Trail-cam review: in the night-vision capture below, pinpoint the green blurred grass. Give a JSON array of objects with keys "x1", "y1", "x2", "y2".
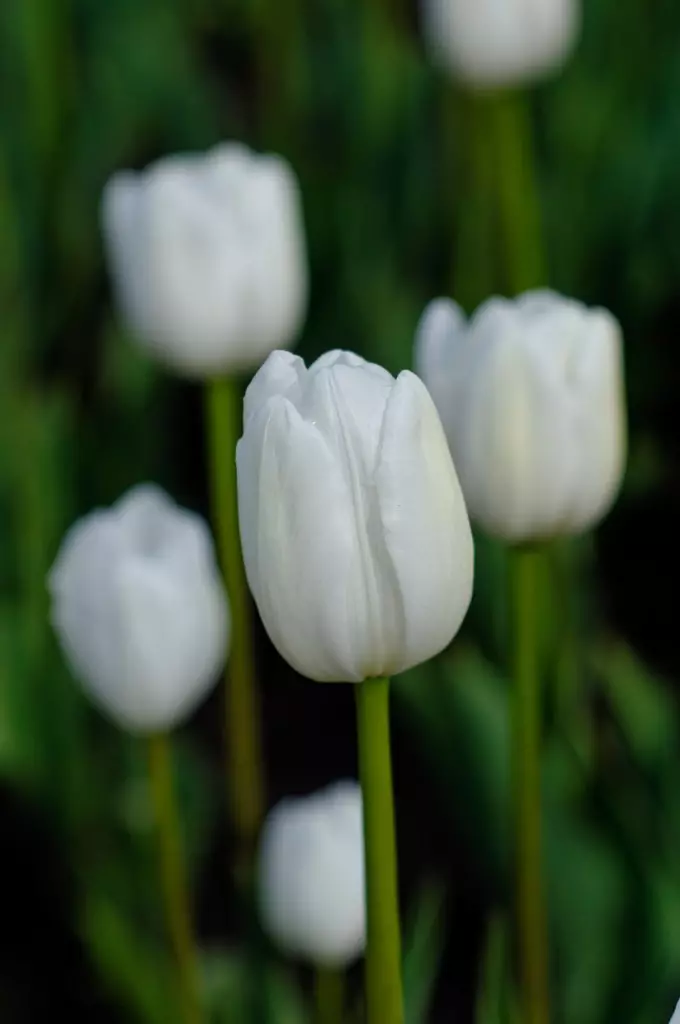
[{"x1": 2, "y1": 0, "x2": 680, "y2": 1021}]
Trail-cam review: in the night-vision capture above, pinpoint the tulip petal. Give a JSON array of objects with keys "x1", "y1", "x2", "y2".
[
  {"x1": 48, "y1": 515, "x2": 127, "y2": 717},
  {"x1": 237, "y1": 397, "x2": 368, "y2": 681},
  {"x1": 414, "y1": 298, "x2": 468, "y2": 443},
  {"x1": 113, "y1": 559, "x2": 226, "y2": 732},
  {"x1": 243, "y1": 350, "x2": 306, "y2": 426},
  {"x1": 375, "y1": 371, "x2": 474, "y2": 672},
  {"x1": 568, "y1": 309, "x2": 626, "y2": 530},
  {"x1": 461, "y1": 322, "x2": 575, "y2": 540}
]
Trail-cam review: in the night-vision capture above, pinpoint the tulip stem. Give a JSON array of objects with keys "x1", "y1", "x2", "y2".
[
  {"x1": 314, "y1": 967, "x2": 344, "y2": 1024},
  {"x1": 205, "y1": 377, "x2": 265, "y2": 877},
  {"x1": 488, "y1": 88, "x2": 546, "y2": 295},
  {"x1": 147, "y1": 733, "x2": 202, "y2": 1024},
  {"x1": 450, "y1": 88, "x2": 499, "y2": 311},
  {"x1": 509, "y1": 546, "x2": 549, "y2": 1024},
  {"x1": 355, "y1": 677, "x2": 403, "y2": 1024}
]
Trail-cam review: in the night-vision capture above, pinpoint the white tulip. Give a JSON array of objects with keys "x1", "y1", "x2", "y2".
[
  {"x1": 422, "y1": 0, "x2": 580, "y2": 87},
  {"x1": 670, "y1": 999, "x2": 680, "y2": 1024},
  {"x1": 258, "y1": 781, "x2": 365, "y2": 966},
  {"x1": 48, "y1": 484, "x2": 229, "y2": 733},
  {"x1": 237, "y1": 349, "x2": 474, "y2": 683},
  {"x1": 415, "y1": 290, "x2": 626, "y2": 543},
  {"x1": 101, "y1": 143, "x2": 308, "y2": 378}
]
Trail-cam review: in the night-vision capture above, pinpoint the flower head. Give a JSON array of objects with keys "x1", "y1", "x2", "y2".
[
  {"x1": 415, "y1": 290, "x2": 626, "y2": 542},
  {"x1": 49, "y1": 485, "x2": 229, "y2": 732},
  {"x1": 422, "y1": 0, "x2": 580, "y2": 87},
  {"x1": 258, "y1": 781, "x2": 365, "y2": 966},
  {"x1": 102, "y1": 143, "x2": 307, "y2": 377},
  {"x1": 237, "y1": 349, "x2": 474, "y2": 682}
]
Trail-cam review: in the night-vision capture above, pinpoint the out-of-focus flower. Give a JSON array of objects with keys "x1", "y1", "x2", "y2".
[
  {"x1": 102, "y1": 143, "x2": 307, "y2": 378},
  {"x1": 422, "y1": 0, "x2": 580, "y2": 87},
  {"x1": 258, "y1": 781, "x2": 365, "y2": 966},
  {"x1": 415, "y1": 290, "x2": 626, "y2": 543},
  {"x1": 48, "y1": 484, "x2": 229, "y2": 732},
  {"x1": 236, "y1": 349, "x2": 474, "y2": 683}
]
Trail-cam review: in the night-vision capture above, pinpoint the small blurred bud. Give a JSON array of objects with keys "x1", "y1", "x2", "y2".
[{"x1": 258, "y1": 781, "x2": 366, "y2": 967}]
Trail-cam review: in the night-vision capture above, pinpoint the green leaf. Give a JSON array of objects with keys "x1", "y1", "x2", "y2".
[
  {"x1": 545, "y1": 807, "x2": 630, "y2": 1024},
  {"x1": 402, "y1": 881, "x2": 447, "y2": 1024},
  {"x1": 475, "y1": 914, "x2": 516, "y2": 1024},
  {"x1": 592, "y1": 640, "x2": 678, "y2": 774},
  {"x1": 394, "y1": 647, "x2": 511, "y2": 891},
  {"x1": 82, "y1": 890, "x2": 180, "y2": 1024},
  {"x1": 202, "y1": 949, "x2": 309, "y2": 1024}
]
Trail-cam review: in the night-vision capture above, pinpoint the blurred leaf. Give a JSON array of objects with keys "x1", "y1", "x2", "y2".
[
  {"x1": 0, "y1": 601, "x2": 43, "y2": 789},
  {"x1": 202, "y1": 949, "x2": 309, "y2": 1024},
  {"x1": 394, "y1": 647, "x2": 510, "y2": 890},
  {"x1": 592, "y1": 640, "x2": 677, "y2": 774},
  {"x1": 82, "y1": 890, "x2": 180, "y2": 1024},
  {"x1": 475, "y1": 914, "x2": 514, "y2": 1024},
  {"x1": 402, "y1": 881, "x2": 447, "y2": 1024},
  {"x1": 114, "y1": 733, "x2": 217, "y2": 881},
  {"x1": 545, "y1": 803, "x2": 630, "y2": 1024}
]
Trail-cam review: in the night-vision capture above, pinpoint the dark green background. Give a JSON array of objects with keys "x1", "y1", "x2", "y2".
[{"x1": 1, "y1": 0, "x2": 680, "y2": 1021}]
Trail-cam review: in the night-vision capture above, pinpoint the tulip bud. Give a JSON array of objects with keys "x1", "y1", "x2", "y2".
[
  {"x1": 236, "y1": 349, "x2": 474, "y2": 683},
  {"x1": 415, "y1": 290, "x2": 626, "y2": 543},
  {"x1": 101, "y1": 143, "x2": 308, "y2": 378},
  {"x1": 48, "y1": 484, "x2": 229, "y2": 733},
  {"x1": 422, "y1": 0, "x2": 580, "y2": 87},
  {"x1": 258, "y1": 781, "x2": 365, "y2": 966}
]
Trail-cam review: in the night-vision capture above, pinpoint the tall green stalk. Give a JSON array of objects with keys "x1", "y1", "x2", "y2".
[
  {"x1": 450, "y1": 89, "x2": 500, "y2": 311},
  {"x1": 205, "y1": 378, "x2": 265, "y2": 874},
  {"x1": 509, "y1": 547, "x2": 549, "y2": 1024},
  {"x1": 147, "y1": 733, "x2": 202, "y2": 1024},
  {"x1": 487, "y1": 89, "x2": 545, "y2": 295},
  {"x1": 355, "y1": 677, "x2": 403, "y2": 1024},
  {"x1": 451, "y1": 88, "x2": 545, "y2": 310},
  {"x1": 455, "y1": 82, "x2": 550, "y2": 1023}
]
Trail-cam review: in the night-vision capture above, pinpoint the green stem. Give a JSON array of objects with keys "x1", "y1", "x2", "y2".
[
  {"x1": 487, "y1": 89, "x2": 546, "y2": 295},
  {"x1": 355, "y1": 677, "x2": 403, "y2": 1024},
  {"x1": 450, "y1": 88, "x2": 500, "y2": 311},
  {"x1": 314, "y1": 967, "x2": 344, "y2": 1024},
  {"x1": 205, "y1": 378, "x2": 265, "y2": 873},
  {"x1": 509, "y1": 547, "x2": 549, "y2": 1024},
  {"x1": 147, "y1": 733, "x2": 202, "y2": 1024}
]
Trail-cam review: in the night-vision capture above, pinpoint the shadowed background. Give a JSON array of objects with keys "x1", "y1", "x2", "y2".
[{"x1": 1, "y1": 0, "x2": 680, "y2": 1021}]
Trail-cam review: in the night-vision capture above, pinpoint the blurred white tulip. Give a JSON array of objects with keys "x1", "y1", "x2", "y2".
[
  {"x1": 237, "y1": 349, "x2": 474, "y2": 683},
  {"x1": 48, "y1": 484, "x2": 229, "y2": 732},
  {"x1": 415, "y1": 290, "x2": 626, "y2": 543},
  {"x1": 258, "y1": 781, "x2": 365, "y2": 966},
  {"x1": 422, "y1": 0, "x2": 580, "y2": 87},
  {"x1": 102, "y1": 143, "x2": 308, "y2": 378}
]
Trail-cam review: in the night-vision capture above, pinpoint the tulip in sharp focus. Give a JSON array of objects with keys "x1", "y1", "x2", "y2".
[
  {"x1": 101, "y1": 143, "x2": 308, "y2": 378},
  {"x1": 237, "y1": 349, "x2": 474, "y2": 683},
  {"x1": 258, "y1": 781, "x2": 365, "y2": 966},
  {"x1": 422, "y1": 0, "x2": 580, "y2": 87},
  {"x1": 48, "y1": 484, "x2": 229, "y2": 733},
  {"x1": 415, "y1": 290, "x2": 626, "y2": 543}
]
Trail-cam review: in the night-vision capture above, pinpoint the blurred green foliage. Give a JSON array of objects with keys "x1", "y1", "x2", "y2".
[{"x1": 2, "y1": 0, "x2": 680, "y2": 1021}]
